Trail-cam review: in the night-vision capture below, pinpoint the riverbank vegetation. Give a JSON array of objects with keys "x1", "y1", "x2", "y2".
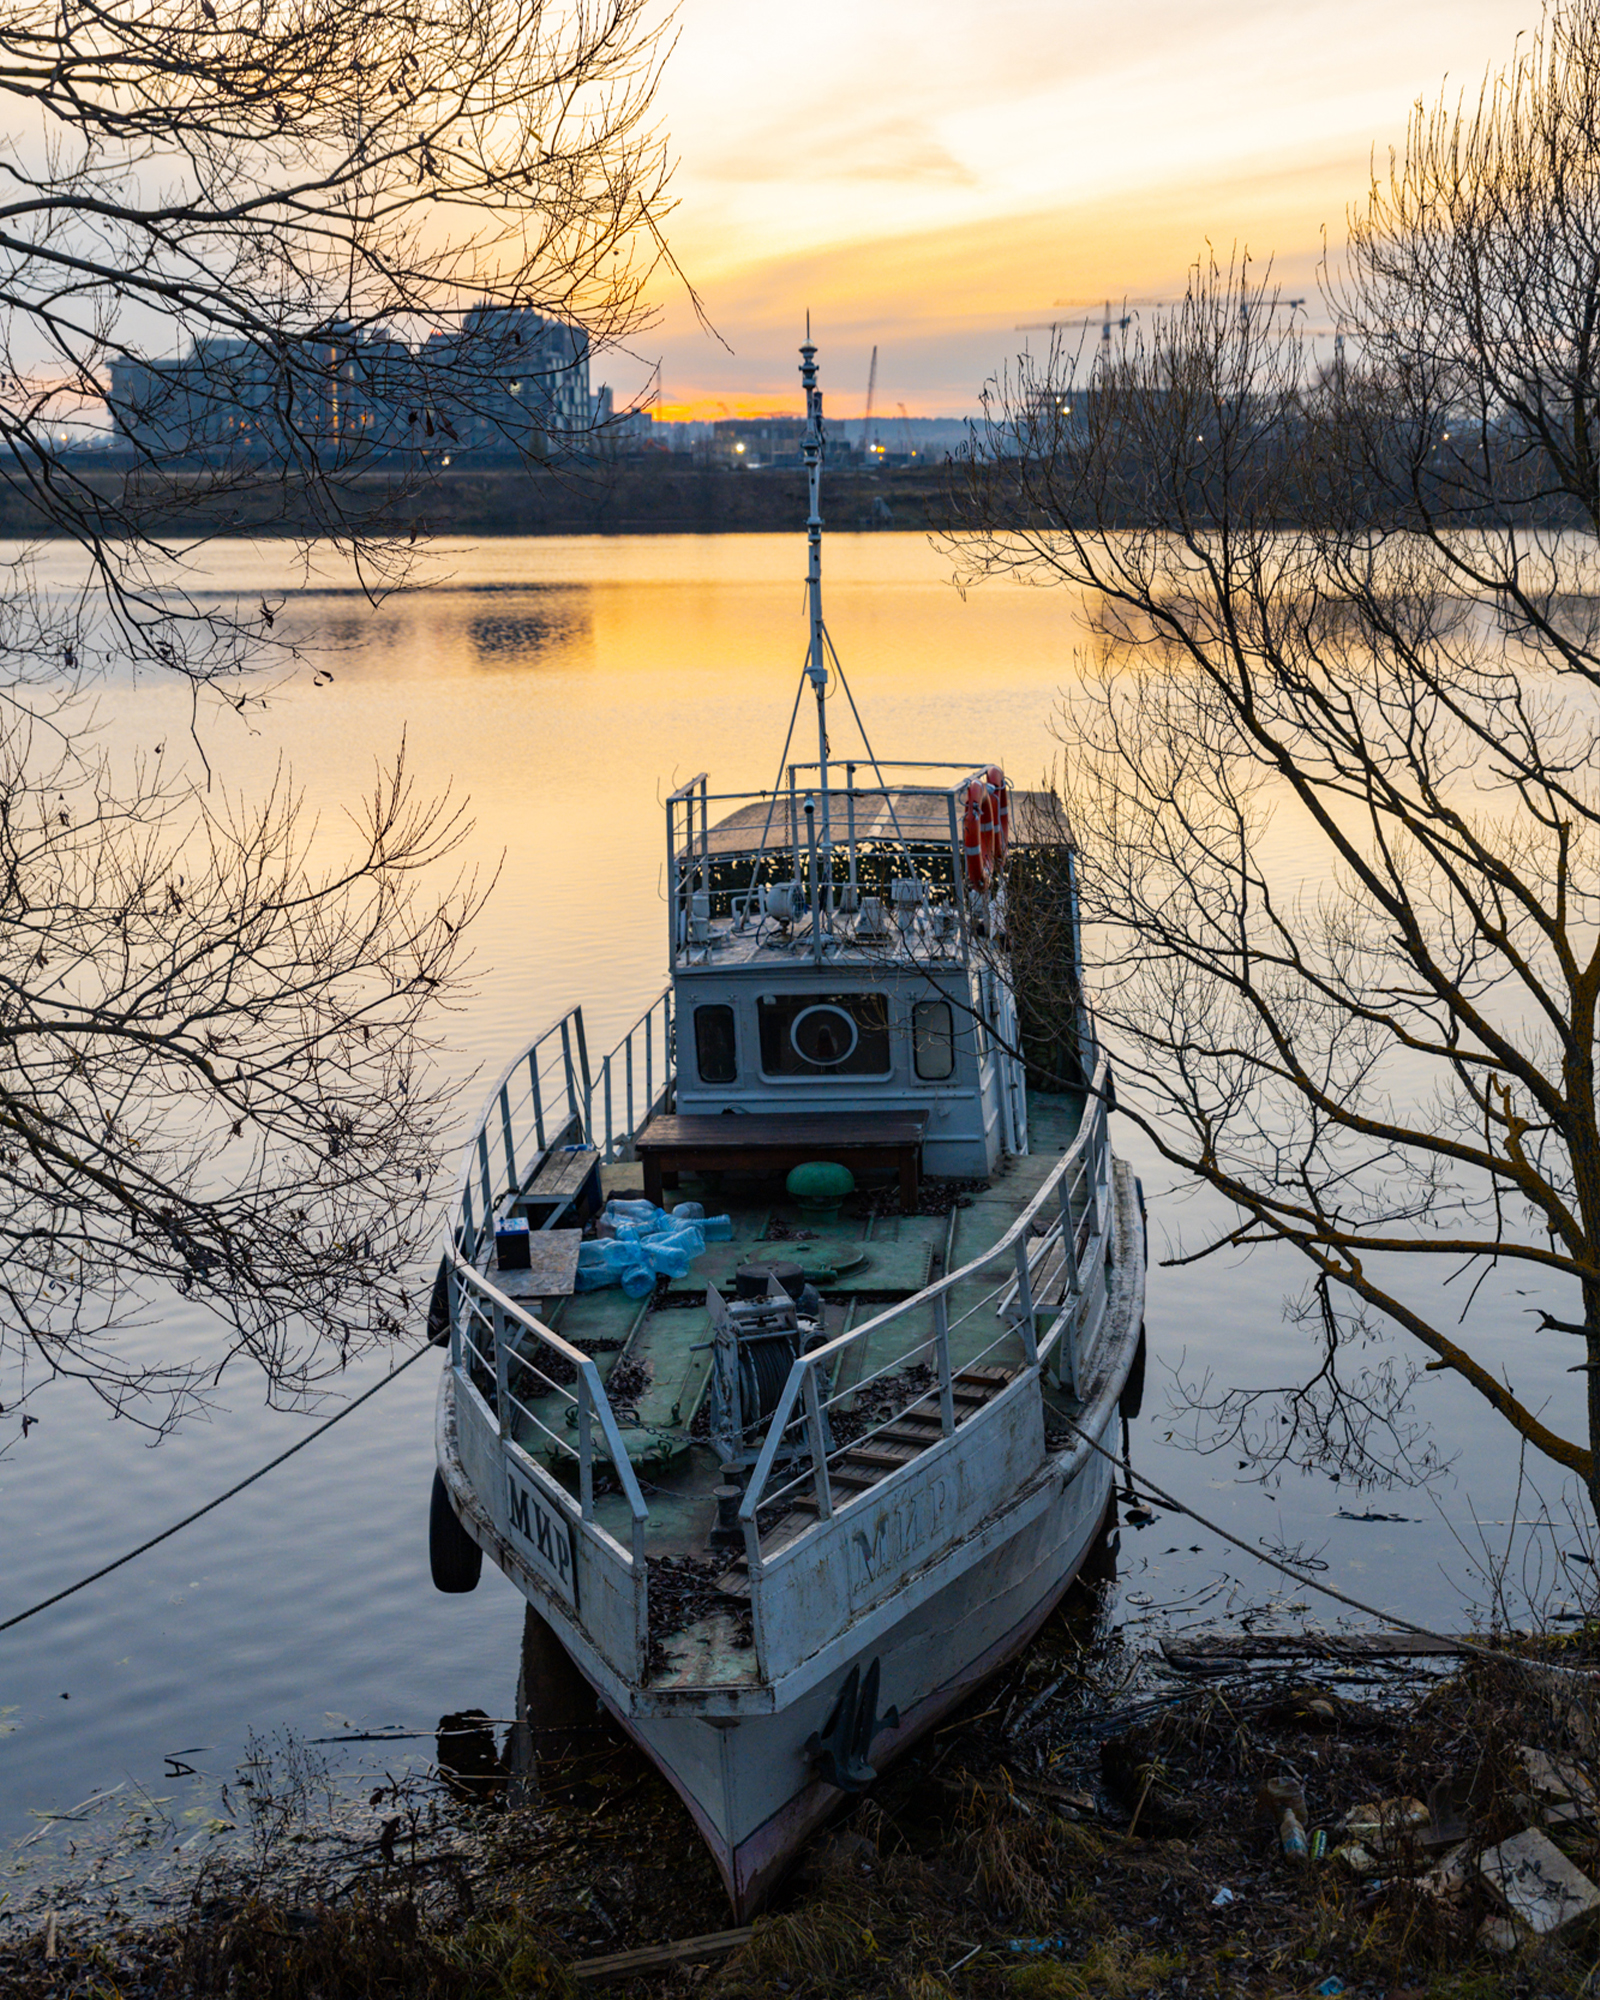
[{"x1": 3, "y1": 1598, "x2": 1595, "y2": 1998}]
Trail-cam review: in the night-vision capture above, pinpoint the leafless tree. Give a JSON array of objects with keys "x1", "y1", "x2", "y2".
[
  {"x1": 951, "y1": 1, "x2": 1600, "y2": 1526},
  {"x1": 0, "y1": 0, "x2": 673, "y2": 1440}
]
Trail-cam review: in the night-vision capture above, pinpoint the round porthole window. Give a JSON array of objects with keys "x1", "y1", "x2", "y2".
[{"x1": 789, "y1": 1004, "x2": 858, "y2": 1067}]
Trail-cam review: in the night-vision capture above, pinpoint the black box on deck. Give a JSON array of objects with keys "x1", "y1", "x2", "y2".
[{"x1": 495, "y1": 1217, "x2": 532, "y2": 1270}]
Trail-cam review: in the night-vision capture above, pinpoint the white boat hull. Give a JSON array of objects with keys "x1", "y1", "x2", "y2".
[
  {"x1": 435, "y1": 1152, "x2": 1145, "y2": 1914},
  {"x1": 611, "y1": 1430, "x2": 1117, "y2": 1911}
]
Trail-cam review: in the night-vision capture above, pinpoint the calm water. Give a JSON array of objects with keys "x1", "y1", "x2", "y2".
[{"x1": 1, "y1": 534, "x2": 1586, "y2": 1853}]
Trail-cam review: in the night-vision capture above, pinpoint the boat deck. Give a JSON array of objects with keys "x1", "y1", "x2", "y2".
[{"x1": 477, "y1": 1089, "x2": 1089, "y2": 1572}]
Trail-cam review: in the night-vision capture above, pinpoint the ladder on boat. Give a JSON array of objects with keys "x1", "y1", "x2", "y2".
[{"x1": 714, "y1": 1365, "x2": 1017, "y2": 1596}]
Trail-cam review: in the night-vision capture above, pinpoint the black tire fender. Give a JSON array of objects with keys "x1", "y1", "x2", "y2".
[{"x1": 429, "y1": 1468, "x2": 483, "y2": 1593}]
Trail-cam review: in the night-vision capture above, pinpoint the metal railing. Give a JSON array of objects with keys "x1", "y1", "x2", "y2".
[
  {"x1": 450, "y1": 995, "x2": 673, "y2": 1260},
  {"x1": 450, "y1": 1249, "x2": 650, "y2": 1669},
  {"x1": 665, "y1": 762, "x2": 1018, "y2": 972},
  {"x1": 736, "y1": 1055, "x2": 1115, "y2": 1582},
  {"x1": 584, "y1": 991, "x2": 674, "y2": 1165}
]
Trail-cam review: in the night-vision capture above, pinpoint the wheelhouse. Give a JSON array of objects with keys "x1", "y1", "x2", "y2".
[{"x1": 666, "y1": 763, "x2": 1081, "y2": 1177}]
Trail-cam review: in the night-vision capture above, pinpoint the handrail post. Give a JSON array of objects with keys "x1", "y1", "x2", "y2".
[
  {"x1": 603, "y1": 1053, "x2": 615, "y2": 1163},
  {"x1": 477, "y1": 1129, "x2": 494, "y2": 1233},
  {"x1": 560, "y1": 1017, "x2": 579, "y2": 1133},
  {"x1": 448, "y1": 1260, "x2": 462, "y2": 1369},
  {"x1": 1060, "y1": 1168, "x2": 1081, "y2": 1296},
  {"x1": 802, "y1": 1365, "x2": 833, "y2": 1519},
  {"x1": 1014, "y1": 1235, "x2": 1039, "y2": 1366},
  {"x1": 934, "y1": 1287, "x2": 955, "y2": 1437},
  {"x1": 493, "y1": 1299, "x2": 509, "y2": 1435},
  {"x1": 499, "y1": 1083, "x2": 517, "y2": 1196},
  {"x1": 625, "y1": 1031, "x2": 635, "y2": 1149},
  {"x1": 632, "y1": 1514, "x2": 649, "y2": 1681},
  {"x1": 530, "y1": 1047, "x2": 546, "y2": 1152},
  {"x1": 576, "y1": 1369, "x2": 595, "y2": 1518},
  {"x1": 1087, "y1": 1108, "x2": 1104, "y2": 1243}
]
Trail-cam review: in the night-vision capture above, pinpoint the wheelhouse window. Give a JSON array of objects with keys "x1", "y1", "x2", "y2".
[
  {"x1": 757, "y1": 992, "x2": 891, "y2": 1078},
  {"x1": 694, "y1": 1004, "x2": 738, "y2": 1084},
  {"x1": 913, "y1": 999, "x2": 956, "y2": 1080}
]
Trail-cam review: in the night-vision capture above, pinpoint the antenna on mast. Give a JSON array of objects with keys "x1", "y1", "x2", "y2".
[{"x1": 798, "y1": 330, "x2": 831, "y2": 892}]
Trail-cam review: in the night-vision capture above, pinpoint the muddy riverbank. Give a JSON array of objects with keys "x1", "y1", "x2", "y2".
[{"x1": 4, "y1": 1589, "x2": 1595, "y2": 2000}]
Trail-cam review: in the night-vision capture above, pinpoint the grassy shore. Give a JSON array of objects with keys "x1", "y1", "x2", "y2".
[{"x1": 3, "y1": 1613, "x2": 1595, "y2": 2000}]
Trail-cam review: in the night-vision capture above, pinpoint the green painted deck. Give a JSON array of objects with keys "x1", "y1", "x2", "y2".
[{"x1": 492, "y1": 1090, "x2": 1088, "y2": 1580}]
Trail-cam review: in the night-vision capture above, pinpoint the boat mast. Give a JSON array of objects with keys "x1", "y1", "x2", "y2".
[{"x1": 799, "y1": 332, "x2": 832, "y2": 896}]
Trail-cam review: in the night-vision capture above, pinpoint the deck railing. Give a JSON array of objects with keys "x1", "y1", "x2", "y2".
[
  {"x1": 665, "y1": 761, "x2": 1024, "y2": 972},
  {"x1": 450, "y1": 995, "x2": 673, "y2": 1260},
  {"x1": 450, "y1": 1249, "x2": 650, "y2": 1672},
  {"x1": 736, "y1": 1055, "x2": 1115, "y2": 1647},
  {"x1": 584, "y1": 991, "x2": 674, "y2": 1164}
]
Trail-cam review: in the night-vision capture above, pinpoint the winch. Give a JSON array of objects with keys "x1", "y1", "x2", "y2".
[{"x1": 705, "y1": 1271, "x2": 827, "y2": 1471}]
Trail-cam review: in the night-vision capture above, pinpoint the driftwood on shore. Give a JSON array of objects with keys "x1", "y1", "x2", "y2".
[
  {"x1": 1162, "y1": 1631, "x2": 1476, "y2": 1671},
  {"x1": 572, "y1": 1926, "x2": 756, "y2": 1984}
]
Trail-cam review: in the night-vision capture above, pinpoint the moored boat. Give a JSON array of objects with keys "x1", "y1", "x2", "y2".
[{"x1": 429, "y1": 338, "x2": 1147, "y2": 1914}]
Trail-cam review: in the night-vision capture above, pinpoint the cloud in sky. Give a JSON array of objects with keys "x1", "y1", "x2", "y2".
[{"x1": 609, "y1": 0, "x2": 1536, "y2": 416}]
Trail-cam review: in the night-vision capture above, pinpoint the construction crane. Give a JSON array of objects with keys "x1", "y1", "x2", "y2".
[
  {"x1": 897, "y1": 402, "x2": 916, "y2": 460},
  {"x1": 1016, "y1": 295, "x2": 1316, "y2": 343},
  {"x1": 1016, "y1": 299, "x2": 1178, "y2": 342},
  {"x1": 860, "y1": 346, "x2": 878, "y2": 456}
]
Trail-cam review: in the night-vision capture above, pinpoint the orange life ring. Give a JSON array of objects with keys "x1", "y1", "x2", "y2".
[
  {"x1": 963, "y1": 779, "x2": 998, "y2": 889},
  {"x1": 987, "y1": 767, "x2": 1010, "y2": 868}
]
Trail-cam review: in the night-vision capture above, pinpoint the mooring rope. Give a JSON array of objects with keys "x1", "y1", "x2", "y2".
[
  {"x1": 1058, "y1": 1411, "x2": 1599, "y2": 1679},
  {"x1": 0, "y1": 1345, "x2": 433, "y2": 1635}
]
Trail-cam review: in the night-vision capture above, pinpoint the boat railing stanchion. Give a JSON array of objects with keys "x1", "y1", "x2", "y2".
[
  {"x1": 632, "y1": 1511, "x2": 649, "y2": 1680},
  {"x1": 624, "y1": 1031, "x2": 635, "y2": 1150},
  {"x1": 804, "y1": 798, "x2": 823, "y2": 961},
  {"x1": 1013, "y1": 1235, "x2": 1040, "y2": 1368},
  {"x1": 846, "y1": 761, "x2": 858, "y2": 900},
  {"x1": 934, "y1": 1288, "x2": 956, "y2": 1436},
  {"x1": 529, "y1": 1046, "x2": 546, "y2": 1153},
  {"x1": 575, "y1": 1008, "x2": 592, "y2": 1130},
  {"x1": 477, "y1": 1127, "x2": 494, "y2": 1236},
  {"x1": 559, "y1": 1016, "x2": 578, "y2": 1134},
  {"x1": 802, "y1": 1366, "x2": 834, "y2": 1517},
  {"x1": 499, "y1": 1082, "x2": 517, "y2": 1194},
  {"x1": 492, "y1": 1297, "x2": 509, "y2": 1433},
  {"x1": 576, "y1": 1367, "x2": 595, "y2": 1517}
]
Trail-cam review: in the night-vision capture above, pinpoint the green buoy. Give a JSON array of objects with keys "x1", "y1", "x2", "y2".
[{"x1": 786, "y1": 1160, "x2": 856, "y2": 1220}]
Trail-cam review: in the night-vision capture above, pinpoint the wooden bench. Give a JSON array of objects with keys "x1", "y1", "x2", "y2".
[{"x1": 634, "y1": 1112, "x2": 928, "y2": 1210}]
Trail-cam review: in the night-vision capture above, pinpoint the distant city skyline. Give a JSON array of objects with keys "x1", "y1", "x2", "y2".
[{"x1": 634, "y1": 0, "x2": 1535, "y2": 419}]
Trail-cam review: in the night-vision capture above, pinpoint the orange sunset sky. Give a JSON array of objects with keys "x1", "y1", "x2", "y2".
[{"x1": 630, "y1": 0, "x2": 1538, "y2": 421}]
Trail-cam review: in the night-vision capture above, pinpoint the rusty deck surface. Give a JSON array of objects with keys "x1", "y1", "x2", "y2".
[{"x1": 490, "y1": 1090, "x2": 1084, "y2": 1556}]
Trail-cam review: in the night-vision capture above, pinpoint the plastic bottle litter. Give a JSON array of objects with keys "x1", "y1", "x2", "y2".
[
  {"x1": 1258, "y1": 1777, "x2": 1309, "y2": 1860},
  {"x1": 577, "y1": 1197, "x2": 717, "y2": 1291},
  {"x1": 600, "y1": 1192, "x2": 656, "y2": 1224}
]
